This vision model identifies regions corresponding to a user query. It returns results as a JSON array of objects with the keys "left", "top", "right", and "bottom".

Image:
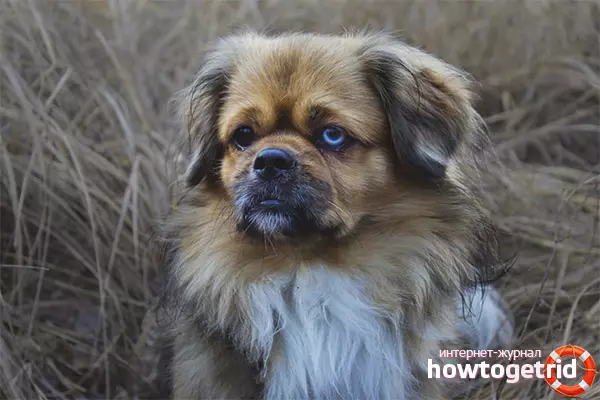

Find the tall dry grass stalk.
[{"left": 1, "top": 0, "right": 599, "bottom": 398}]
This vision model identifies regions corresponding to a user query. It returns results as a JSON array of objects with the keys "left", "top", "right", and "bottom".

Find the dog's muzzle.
[{"left": 233, "top": 148, "right": 330, "bottom": 238}]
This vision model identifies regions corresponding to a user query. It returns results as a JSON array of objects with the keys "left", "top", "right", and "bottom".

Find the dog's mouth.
[
  {"left": 238, "top": 197, "right": 318, "bottom": 238},
  {"left": 233, "top": 175, "right": 334, "bottom": 239},
  {"left": 259, "top": 199, "right": 284, "bottom": 208}
]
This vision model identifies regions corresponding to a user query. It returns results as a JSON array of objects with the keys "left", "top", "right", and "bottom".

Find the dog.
[{"left": 155, "top": 31, "right": 515, "bottom": 399}]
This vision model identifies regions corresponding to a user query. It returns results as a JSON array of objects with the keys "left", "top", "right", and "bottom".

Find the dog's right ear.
[{"left": 173, "top": 42, "right": 236, "bottom": 187}]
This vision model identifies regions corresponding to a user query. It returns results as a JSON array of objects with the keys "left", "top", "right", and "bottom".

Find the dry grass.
[{"left": 1, "top": 0, "right": 599, "bottom": 399}]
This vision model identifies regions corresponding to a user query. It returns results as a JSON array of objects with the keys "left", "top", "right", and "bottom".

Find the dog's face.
[
  {"left": 218, "top": 44, "right": 391, "bottom": 239},
  {"left": 177, "top": 33, "right": 481, "bottom": 242}
]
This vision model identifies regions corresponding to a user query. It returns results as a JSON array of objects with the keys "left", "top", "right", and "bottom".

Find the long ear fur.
[
  {"left": 172, "top": 40, "right": 238, "bottom": 187},
  {"left": 358, "top": 35, "right": 483, "bottom": 179},
  {"left": 357, "top": 35, "right": 514, "bottom": 287}
]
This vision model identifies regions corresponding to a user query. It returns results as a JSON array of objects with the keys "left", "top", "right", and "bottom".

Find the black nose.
[{"left": 253, "top": 148, "right": 295, "bottom": 180}]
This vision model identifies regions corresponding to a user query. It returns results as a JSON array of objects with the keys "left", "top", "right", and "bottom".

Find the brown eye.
[{"left": 231, "top": 126, "right": 256, "bottom": 150}]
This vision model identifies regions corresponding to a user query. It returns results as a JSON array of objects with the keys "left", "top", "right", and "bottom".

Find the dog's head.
[{"left": 175, "top": 32, "right": 484, "bottom": 242}]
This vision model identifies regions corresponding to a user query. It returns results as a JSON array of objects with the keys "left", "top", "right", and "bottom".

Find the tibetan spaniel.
[{"left": 155, "top": 31, "right": 515, "bottom": 400}]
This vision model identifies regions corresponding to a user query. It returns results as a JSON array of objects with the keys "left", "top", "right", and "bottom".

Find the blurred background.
[{"left": 0, "top": 1, "right": 598, "bottom": 399}]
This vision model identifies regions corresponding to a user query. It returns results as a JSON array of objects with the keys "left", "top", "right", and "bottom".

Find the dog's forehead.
[
  {"left": 218, "top": 35, "right": 385, "bottom": 142},
  {"left": 227, "top": 37, "right": 363, "bottom": 108}
]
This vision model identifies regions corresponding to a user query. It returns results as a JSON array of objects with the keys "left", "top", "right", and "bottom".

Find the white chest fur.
[{"left": 246, "top": 267, "right": 415, "bottom": 400}]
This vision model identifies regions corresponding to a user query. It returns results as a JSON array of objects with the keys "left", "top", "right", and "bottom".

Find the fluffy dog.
[{"left": 156, "top": 31, "right": 514, "bottom": 399}]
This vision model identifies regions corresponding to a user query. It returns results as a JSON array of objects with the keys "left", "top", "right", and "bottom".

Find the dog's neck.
[{"left": 244, "top": 265, "right": 419, "bottom": 400}]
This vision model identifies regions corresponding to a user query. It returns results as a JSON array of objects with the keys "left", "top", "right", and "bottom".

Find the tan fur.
[{"left": 157, "top": 31, "right": 510, "bottom": 399}]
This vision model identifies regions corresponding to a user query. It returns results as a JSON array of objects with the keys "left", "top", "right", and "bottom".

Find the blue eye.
[{"left": 319, "top": 126, "right": 349, "bottom": 150}]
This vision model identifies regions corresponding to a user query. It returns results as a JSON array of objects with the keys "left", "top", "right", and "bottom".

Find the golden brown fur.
[{"left": 156, "top": 31, "right": 513, "bottom": 399}]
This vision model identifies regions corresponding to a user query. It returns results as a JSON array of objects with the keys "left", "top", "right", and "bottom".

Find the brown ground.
[{"left": 1, "top": 1, "right": 599, "bottom": 399}]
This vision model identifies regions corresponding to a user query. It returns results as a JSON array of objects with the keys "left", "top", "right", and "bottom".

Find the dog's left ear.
[{"left": 359, "top": 37, "right": 482, "bottom": 179}]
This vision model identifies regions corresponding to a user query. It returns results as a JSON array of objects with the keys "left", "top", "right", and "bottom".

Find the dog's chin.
[{"left": 236, "top": 201, "right": 323, "bottom": 241}]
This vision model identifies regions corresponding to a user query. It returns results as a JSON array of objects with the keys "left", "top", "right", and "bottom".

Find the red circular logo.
[{"left": 544, "top": 345, "right": 597, "bottom": 397}]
